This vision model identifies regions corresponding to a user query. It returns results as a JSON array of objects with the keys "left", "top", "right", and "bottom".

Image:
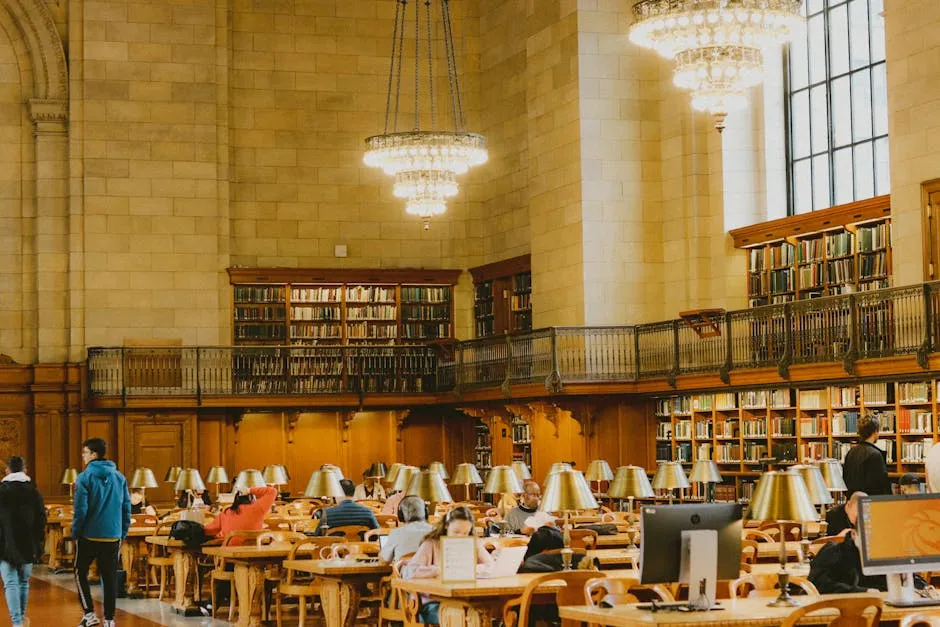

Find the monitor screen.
[
  {"left": 639, "top": 503, "right": 743, "bottom": 585},
  {"left": 858, "top": 493, "right": 940, "bottom": 575}
]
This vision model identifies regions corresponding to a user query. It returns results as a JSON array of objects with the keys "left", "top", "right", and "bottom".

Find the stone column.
[{"left": 28, "top": 98, "right": 69, "bottom": 363}]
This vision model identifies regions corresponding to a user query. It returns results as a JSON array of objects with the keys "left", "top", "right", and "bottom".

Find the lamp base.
[
  {"left": 561, "top": 547, "right": 574, "bottom": 571},
  {"left": 766, "top": 571, "right": 802, "bottom": 607}
]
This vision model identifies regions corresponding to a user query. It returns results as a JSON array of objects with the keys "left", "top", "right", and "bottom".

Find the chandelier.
[
  {"left": 364, "top": 0, "right": 487, "bottom": 230},
  {"left": 629, "top": 0, "right": 804, "bottom": 131}
]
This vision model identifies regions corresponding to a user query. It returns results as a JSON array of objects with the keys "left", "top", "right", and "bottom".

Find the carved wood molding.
[
  {"left": 340, "top": 411, "right": 357, "bottom": 443},
  {"left": 394, "top": 409, "right": 412, "bottom": 443},
  {"left": 228, "top": 410, "right": 244, "bottom": 445},
  {"left": 524, "top": 401, "right": 566, "bottom": 438},
  {"left": 460, "top": 406, "right": 511, "bottom": 431},
  {"left": 553, "top": 400, "right": 603, "bottom": 438},
  {"left": 286, "top": 411, "right": 299, "bottom": 444}
]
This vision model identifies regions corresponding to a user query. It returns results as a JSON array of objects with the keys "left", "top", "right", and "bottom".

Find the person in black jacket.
[
  {"left": 825, "top": 491, "right": 866, "bottom": 537},
  {"left": 808, "top": 533, "right": 886, "bottom": 594},
  {"left": 842, "top": 415, "right": 891, "bottom": 497},
  {"left": 0, "top": 456, "right": 46, "bottom": 627}
]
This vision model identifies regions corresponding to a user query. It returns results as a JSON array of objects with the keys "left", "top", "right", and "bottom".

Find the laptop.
[
  {"left": 377, "top": 535, "right": 389, "bottom": 551},
  {"left": 478, "top": 546, "right": 528, "bottom": 579}
]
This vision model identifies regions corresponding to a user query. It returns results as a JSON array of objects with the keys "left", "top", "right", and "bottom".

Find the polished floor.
[{"left": 27, "top": 568, "right": 229, "bottom": 626}]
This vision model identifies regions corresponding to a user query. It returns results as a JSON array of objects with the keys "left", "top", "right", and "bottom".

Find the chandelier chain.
[
  {"left": 413, "top": 0, "right": 420, "bottom": 131},
  {"left": 383, "top": 0, "right": 405, "bottom": 134},
  {"left": 425, "top": 0, "right": 435, "bottom": 129},
  {"left": 441, "top": 0, "right": 463, "bottom": 130},
  {"left": 393, "top": 0, "right": 408, "bottom": 133}
]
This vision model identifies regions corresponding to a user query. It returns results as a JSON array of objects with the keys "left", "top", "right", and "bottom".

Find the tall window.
[{"left": 787, "top": 0, "right": 888, "bottom": 214}]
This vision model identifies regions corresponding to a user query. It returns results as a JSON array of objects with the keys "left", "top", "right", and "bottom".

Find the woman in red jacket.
[{"left": 204, "top": 485, "right": 277, "bottom": 545}]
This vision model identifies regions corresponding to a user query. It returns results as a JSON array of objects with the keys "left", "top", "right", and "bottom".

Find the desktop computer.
[{"left": 857, "top": 493, "right": 940, "bottom": 607}]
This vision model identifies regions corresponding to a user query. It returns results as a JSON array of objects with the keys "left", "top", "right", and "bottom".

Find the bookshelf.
[
  {"left": 652, "top": 378, "right": 935, "bottom": 500},
  {"left": 469, "top": 255, "right": 533, "bottom": 338},
  {"left": 510, "top": 415, "right": 532, "bottom": 468},
  {"left": 227, "top": 268, "right": 461, "bottom": 346},
  {"left": 473, "top": 419, "right": 493, "bottom": 472},
  {"left": 732, "top": 196, "right": 892, "bottom": 307}
]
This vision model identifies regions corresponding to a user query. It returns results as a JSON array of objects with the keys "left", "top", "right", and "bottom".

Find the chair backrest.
[
  {"left": 332, "top": 541, "right": 380, "bottom": 558},
  {"left": 568, "top": 529, "right": 598, "bottom": 550},
  {"left": 730, "top": 574, "right": 819, "bottom": 600},
  {"left": 222, "top": 529, "right": 264, "bottom": 546},
  {"left": 808, "top": 534, "right": 847, "bottom": 558},
  {"left": 780, "top": 595, "right": 883, "bottom": 627},
  {"left": 286, "top": 538, "right": 340, "bottom": 560},
  {"left": 324, "top": 524, "right": 371, "bottom": 541},
  {"left": 504, "top": 571, "right": 599, "bottom": 627},
  {"left": 364, "top": 527, "right": 393, "bottom": 543},
  {"left": 757, "top": 520, "right": 802, "bottom": 541},
  {"left": 264, "top": 516, "right": 291, "bottom": 530},
  {"left": 358, "top": 499, "right": 385, "bottom": 512},
  {"left": 256, "top": 531, "right": 307, "bottom": 548},
  {"left": 741, "top": 539, "right": 759, "bottom": 565},
  {"left": 900, "top": 613, "right": 940, "bottom": 627},
  {"left": 291, "top": 518, "right": 320, "bottom": 533},
  {"left": 375, "top": 514, "right": 399, "bottom": 528},
  {"left": 130, "top": 514, "right": 158, "bottom": 527},
  {"left": 743, "top": 529, "right": 776, "bottom": 543},
  {"left": 585, "top": 576, "right": 673, "bottom": 606}
]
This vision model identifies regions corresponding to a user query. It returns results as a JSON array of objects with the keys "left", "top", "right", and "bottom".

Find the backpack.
[{"left": 168, "top": 520, "right": 210, "bottom": 548}]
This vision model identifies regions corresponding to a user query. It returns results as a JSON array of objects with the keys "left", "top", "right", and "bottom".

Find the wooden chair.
[
  {"left": 780, "top": 595, "right": 883, "bottom": 627},
  {"left": 585, "top": 576, "right": 674, "bottom": 606},
  {"left": 323, "top": 524, "right": 371, "bottom": 541},
  {"left": 502, "top": 570, "right": 598, "bottom": 627},
  {"left": 900, "top": 613, "right": 940, "bottom": 627},
  {"left": 375, "top": 514, "right": 399, "bottom": 528},
  {"left": 146, "top": 522, "right": 175, "bottom": 600},
  {"left": 364, "top": 528, "right": 393, "bottom": 544},
  {"left": 741, "top": 539, "right": 759, "bottom": 566},
  {"left": 291, "top": 518, "right": 320, "bottom": 534},
  {"left": 758, "top": 520, "right": 802, "bottom": 541},
  {"left": 211, "top": 530, "right": 263, "bottom": 621},
  {"left": 568, "top": 528, "right": 598, "bottom": 550},
  {"left": 743, "top": 529, "right": 776, "bottom": 543},
  {"left": 730, "top": 573, "right": 819, "bottom": 600},
  {"left": 265, "top": 516, "right": 291, "bottom": 530},
  {"left": 378, "top": 553, "right": 415, "bottom": 627},
  {"left": 256, "top": 531, "right": 307, "bottom": 547},
  {"left": 358, "top": 499, "right": 385, "bottom": 512},
  {"left": 274, "top": 541, "right": 326, "bottom": 627},
  {"left": 807, "top": 533, "right": 847, "bottom": 558}
]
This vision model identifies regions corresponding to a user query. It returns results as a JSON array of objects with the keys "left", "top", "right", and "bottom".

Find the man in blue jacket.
[{"left": 72, "top": 438, "right": 130, "bottom": 627}]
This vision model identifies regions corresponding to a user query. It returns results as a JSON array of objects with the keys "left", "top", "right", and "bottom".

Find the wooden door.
[{"left": 122, "top": 414, "right": 195, "bottom": 504}]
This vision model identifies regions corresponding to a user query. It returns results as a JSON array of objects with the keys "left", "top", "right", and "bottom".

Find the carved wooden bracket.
[
  {"left": 557, "top": 401, "right": 600, "bottom": 438},
  {"left": 460, "top": 406, "right": 512, "bottom": 432},
  {"left": 525, "top": 401, "right": 565, "bottom": 437},
  {"left": 286, "top": 411, "right": 300, "bottom": 444},
  {"left": 340, "top": 411, "right": 358, "bottom": 443},
  {"left": 229, "top": 411, "right": 244, "bottom": 445},
  {"left": 394, "top": 410, "right": 412, "bottom": 443}
]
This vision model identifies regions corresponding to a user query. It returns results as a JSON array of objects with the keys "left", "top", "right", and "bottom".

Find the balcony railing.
[{"left": 87, "top": 282, "right": 940, "bottom": 400}]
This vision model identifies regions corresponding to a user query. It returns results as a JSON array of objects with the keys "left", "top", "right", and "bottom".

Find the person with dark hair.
[
  {"left": 809, "top": 531, "right": 887, "bottom": 594},
  {"left": 203, "top": 484, "right": 277, "bottom": 546},
  {"left": 0, "top": 456, "right": 45, "bottom": 627},
  {"left": 825, "top": 491, "right": 867, "bottom": 537},
  {"left": 900, "top": 473, "right": 923, "bottom": 495},
  {"left": 73, "top": 438, "right": 130, "bottom": 627},
  {"left": 354, "top": 469, "right": 387, "bottom": 501},
  {"left": 842, "top": 415, "right": 891, "bottom": 497},
  {"left": 315, "top": 478, "right": 379, "bottom": 536},
  {"left": 402, "top": 506, "right": 492, "bottom": 623},
  {"left": 176, "top": 488, "right": 212, "bottom": 509},
  {"left": 379, "top": 495, "right": 430, "bottom": 563},
  {"left": 129, "top": 488, "right": 156, "bottom": 516}
]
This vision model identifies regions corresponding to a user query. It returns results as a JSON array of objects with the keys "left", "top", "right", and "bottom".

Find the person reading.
[
  {"left": 379, "top": 495, "right": 430, "bottom": 563},
  {"left": 130, "top": 488, "right": 156, "bottom": 516}
]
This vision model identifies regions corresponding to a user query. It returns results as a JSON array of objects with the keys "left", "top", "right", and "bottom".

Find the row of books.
[
  {"left": 714, "top": 443, "right": 740, "bottom": 462},
  {"left": 676, "top": 443, "right": 692, "bottom": 462},
  {"left": 234, "top": 325, "right": 286, "bottom": 340},
  {"left": 512, "top": 422, "right": 531, "bottom": 443},
  {"left": 797, "top": 237, "right": 824, "bottom": 263},
  {"left": 773, "top": 442, "right": 798, "bottom": 462},
  {"left": 861, "top": 382, "right": 891, "bottom": 405},
  {"left": 234, "top": 286, "right": 284, "bottom": 303},
  {"left": 675, "top": 420, "right": 692, "bottom": 439},
  {"left": 743, "top": 443, "right": 768, "bottom": 461},
  {"left": 800, "top": 415, "right": 829, "bottom": 436},
  {"left": 346, "top": 323, "right": 398, "bottom": 339},
  {"left": 235, "top": 307, "right": 286, "bottom": 321},
  {"left": 475, "top": 450, "right": 492, "bottom": 469},
  {"left": 401, "top": 286, "right": 450, "bottom": 303},
  {"left": 289, "top": 361, "right": 342, "bottom": 376},
  {"left": 695, "top": 422, "right": 712, "bottom": 439},
  {"left": 402, "top": 304, "right": 451, "bottom": 321},
  {"left": 859, "top": 252, "right": 888, "bottom": 277},
  {"left": 899, "top": 382, "right": 931, "bottom": 403},
  {"left": 770, "top": 243, "right": 794, "bottom": 268},
  {"left": 474, "top": 430, "right": 492, "bottom": 450},
  {"left": 742, "top": 420, "right": 767, "bottom": 437},
  {"left": 290, "top": 287, "right": 341, "bottom": 303},
  {"left": 513, "top": 272, "right": 532, "bottom": 293},
  {"left": 289, "top": 325, "right": 341, "bottom": 339},
  {"left": 858, "top": 222, "right": 889, "bottom": 251},
  {"left": 770, "top": 268, "right": 794, "bottom": 293},
  {"left": 827, "top": 232, "right": 854, "bottom": 257},
  {"left": 401, "top": 322, "right": 452, "bottom": 339},
  {"left": 656, "top": 444, "right": 673, "bottom": 462},
  {"left": 715, "top": 419, "right": 739, "bottom": 438},
  {"left": 901, "top": 439, "right": 934, "bottom": 463},
  {"left": 474, "top": 301, "right": 494, "bottom": 317},
  {"left": 832, "top": 411, "right": 859, "bottom": 435},
  {"left": 346, "top": 286, "right": 396, "bottom": 302},
  {"left": 656, "top": 422, "right": 672, "bottom": 439},
  {"left": 798, "top": 264, "right": 824, "bottom": 289},
  {"left": 899, "top": 409, "right": 933, "bottom": 433},
  {"left": 346, "top": 305, "right": 397, "bottom": 320},
  {"left": 696, "top": 443, "right": 712, "bottom": 461},
  {"left": 771, "top": 416, "right": 797, "bottom": 436},
  {"left": 290, "top": 305, "right": 341, "bottom": 320},
  {"left": 831, "top": 386, "right": 857, "bottom": 407},
  {"left": 511, "top": 294, "right": 531, "bottom": 311}
]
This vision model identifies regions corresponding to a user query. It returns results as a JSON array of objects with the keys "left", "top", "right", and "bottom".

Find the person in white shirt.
[
  {"left": 353, "top": 470, "right": 387, "bottom": 501},
  {"left": 379, "top": 495, "right": 431, "bottom": 563}
]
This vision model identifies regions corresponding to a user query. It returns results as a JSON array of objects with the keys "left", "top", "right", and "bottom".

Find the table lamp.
[
  {"left": 60, "top": 467, "right": 79, "bottom": 503},
  {"left": 262, "top": 464, "right": 290, "bottom": 490},
  {"left": 484, "top": 466, "right": 524, "bottom": 535},
  {"left": 585, "top": 460, "right": 614, "bottom": 496},
  {"left": 321, "top": 464, "right": 344, "bottom": 479},
  {"left": 391, "top": 466, "right": 419, "bottom": 494},
  {"left": 652, "top": 461, "right": 690, "bottom": 503},
  {"left": 792, "top": 464, "right": 832, "bottom": 563},
  {"left": 406, "top": 469, "right": 453, "bottom": 513},
  {"left": 205, "top": 466, "right": 230, "bottom": 497},
  {"left": 543, "top": 462, "right": 572, "bottom": 488},
  {"left": 232, "top": 469, "right": 266, "bottom": 493},
  {"left": 129, "top": 467, "right": 158, "bottom": 492},
  {"left": 428, "top": 461, "right": 449, "bottom": 481},
  {"left": 450, "top": 463, "right": 484, "bottom": 501},
  {"left": 174, "top": 469, "right": 207, "bottom": 508},
  {"left": 539, "top": 469, "right": 598, "bottom": 570},
  {"left": 688, "top": 460, "right": 723, "bottom": 502},
  {"left": 366, "top": 462, "right": 387, "bottom": 479},
  {"left": 303, "top": 469, "right": 345, "bottom": 499},
  {"left": 384, "top": 463, "right": 404, "bottom": 490},
  {"left": 511, "top": 461, "right": 532, "bottom": 482},
  {"left": 608, "top": 465, "right": 654, "bottom": 514},
  {"left": 164, "top": 465, "right": 182, "bottom": 483},
  {"left": 746, "top": 470, "right": 818, "bottom": 607},
  {"left": 815, "top": 458, "right": 848, "bottom": 504}
]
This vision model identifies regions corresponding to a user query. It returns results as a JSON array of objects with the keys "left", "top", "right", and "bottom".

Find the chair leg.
[
  {"left": 275, "top": 592, "right": 282, "bottom": 627},
  {"left": 158, "top": 567, "right": 166, "bottom": 601},
  {"left": 211, "top": 578, "right": 217, "bottom": 618},
  {"left": 228, "top": 581, "right": 236, "bottom": 623},
  {"left": 299, "top": 594, "right": 307, "bottom": 627}
]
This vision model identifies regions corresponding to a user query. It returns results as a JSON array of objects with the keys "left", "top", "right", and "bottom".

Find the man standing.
[
  {"left": 0, "top": 456, "right": 45, "bottom": 627},
  {"left": 72, "top": 438, "right": 130, "bottom": 627},
  {"left": 842, "top": 415, "right": 891, "bottom": 497}
]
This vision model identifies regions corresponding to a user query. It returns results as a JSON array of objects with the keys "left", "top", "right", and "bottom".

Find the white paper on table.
[
  {"left": 523, "top": 511, "right": 556, "bottom": 530},
  {"left": 440, "top": 536, "right": 477, "bottom": 583}
]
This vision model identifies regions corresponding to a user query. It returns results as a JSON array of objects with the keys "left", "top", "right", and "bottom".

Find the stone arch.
[{"left": 0, "top": 0, "right": 67, "bottom": 100}]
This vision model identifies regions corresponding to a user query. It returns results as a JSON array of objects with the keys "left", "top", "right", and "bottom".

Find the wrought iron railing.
[{"left": 88, "top": 282, "right": 940, "bottom": 400}]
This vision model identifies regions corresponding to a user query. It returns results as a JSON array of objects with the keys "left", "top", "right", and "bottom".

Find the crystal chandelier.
[
  {"left": 364, "top": 0, "right": 487, "bottom": 229},
  {"left": 629, "top": 0, "right": 804, "bottom": 131}
]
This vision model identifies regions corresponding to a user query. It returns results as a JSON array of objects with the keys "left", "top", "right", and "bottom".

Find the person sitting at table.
[
  {"left": 402, "top": 505, "right": 493, "bottom": 624},
  {"left": 354, "top": 469, "right": 387, "bottom": 501},
  {"left": 505, "top": 480, "right": 544, "bottom": 534},
  {"left": 130, "top": 488, "right": 156, "bottom": 516},
  {"left": 809, "top": 530, "right": 887, "bottom": 593},
  {"left": 379, "top": 495, "right": 431, "bottom": 563},
  {"left": 315, "top": 479, "right": 379, "bottom": 536},
  {"left": 900, "top": 473, "right": 923, "bottom": 495},
  {"left": 825, "top": 490, "right": 866, "bottom": 537},
  {"left": 177, "top": 487, "right": 212, "bottom": 510},
  {"left": 203, "top": 484, "right": 277, "bottom": 546},
  {"left": 517, "top": 525, "right": 593, "bottom": 573}
]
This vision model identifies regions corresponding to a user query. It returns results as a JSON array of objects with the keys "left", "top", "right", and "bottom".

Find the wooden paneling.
[
  {"left": 346, "top": 411, "right": 397, "bottom": 481},
  {"left": 287, "top": 412, "right": 343, "bottom": 495},
  {"left": 530, "top": 409, "right": 587, "bottom": 484},
  {"left": 82, "top": 414, "right": 116, "bottom": 464},
  {"left": 233, "top": 412, "right": 287, "bottom": 478},
  {"left": 442, "top": 413, "right": 475, "bottom": 471},
  {"left": 33, "top": 411, "right": 67, "bottom": 498},
  {"left": 590, "top": 406, "right": 622, "bottom": 467},
  {"left": 401, "top": 414, "right": 444, "bottom": 469},
  {"left": 197, "top": 413, "right": 227, "bottom": 474},
  {"left": 489, "top": 418, "right": 514, "bottom": 469},
  {"left": 119, "top": 414, "right": 194, "bottom": 504}
]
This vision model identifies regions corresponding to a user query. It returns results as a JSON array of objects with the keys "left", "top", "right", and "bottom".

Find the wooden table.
[
  {"left": 45, "top": 517, "right": 73, "bottom": 571},
  {"left": 146, "top": 536, "right": 210, "bottom": 615},
  {"left": 558, "top": 592, "right": 914, "bottom": 626},
  {"left": 595, "top": 533, "right": 640, "bottom": 548},
  {"left": 588, "top": 549, "right": 810, "bottom": 575},
  {"left": 394, "top": 569, "right": 640, "bottom": 627},
  {"left": 122, "top": 527, "right": 156, "bottom": 596},
  {"left": 282, "top": 559, "right": 391, "bottom": 627},
  {"left": 202, "top": 544, "right": 294, "bottom": 627}
]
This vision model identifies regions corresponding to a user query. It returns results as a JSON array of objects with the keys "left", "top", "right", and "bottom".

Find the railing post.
[
  {"left": 778, "top": 304, "right": 792, "bottom": 379},
  {"left": 633, "top": 326, "right": 641, "bottom": 381},
  {"left": 545, "top": 327, "right": 562, "bottom": 393},
  {"left": 453, "top": 342, "right": 463, "bottom": 399},
  {"left": 843, "top": 294, "right": 858, "bottom": 375},
  {"left": 719, "top": 313, "right": 732, "bottom": 384},
  {"left": 120, "top": 347, "right": 127, "bottom": 406},
  {"left": 919, "top": 284, "right": 932, "bottom": 369},
  {"left": 282, "top": 345, "right": 291, "bottom": 395},
  {"left": 669, "top": 320, "right": 679, "bottom": 387},
  {"left": 196, "top": 347, "right": 202, "bottom": 404},
  {"left": 501, "top": 333, "right": 513, "bottom": 397}
]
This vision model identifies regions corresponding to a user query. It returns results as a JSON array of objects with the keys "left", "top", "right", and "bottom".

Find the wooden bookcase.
[
  {"left": 473, "top": 419, "right": 493, "bottom": 473},
  {"left": 654, "top": 378, "right": 936, "bottom": 501},
  {"left": 228, "top": 268, "right": 461, "bottom": 346},
  {"left": 731, "top": 196, "right": 892, "bottom": 307},
  {"left": 469, "top": 255, "right": 532, "bottom": 338}
]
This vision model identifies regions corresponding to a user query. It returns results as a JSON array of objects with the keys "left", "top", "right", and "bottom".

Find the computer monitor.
[
  {"left": 857, "top": 493, "right": 940, "bottom": 604},
  {"left": 639, "top": 503, "right": 743, "bottom": 585}
]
